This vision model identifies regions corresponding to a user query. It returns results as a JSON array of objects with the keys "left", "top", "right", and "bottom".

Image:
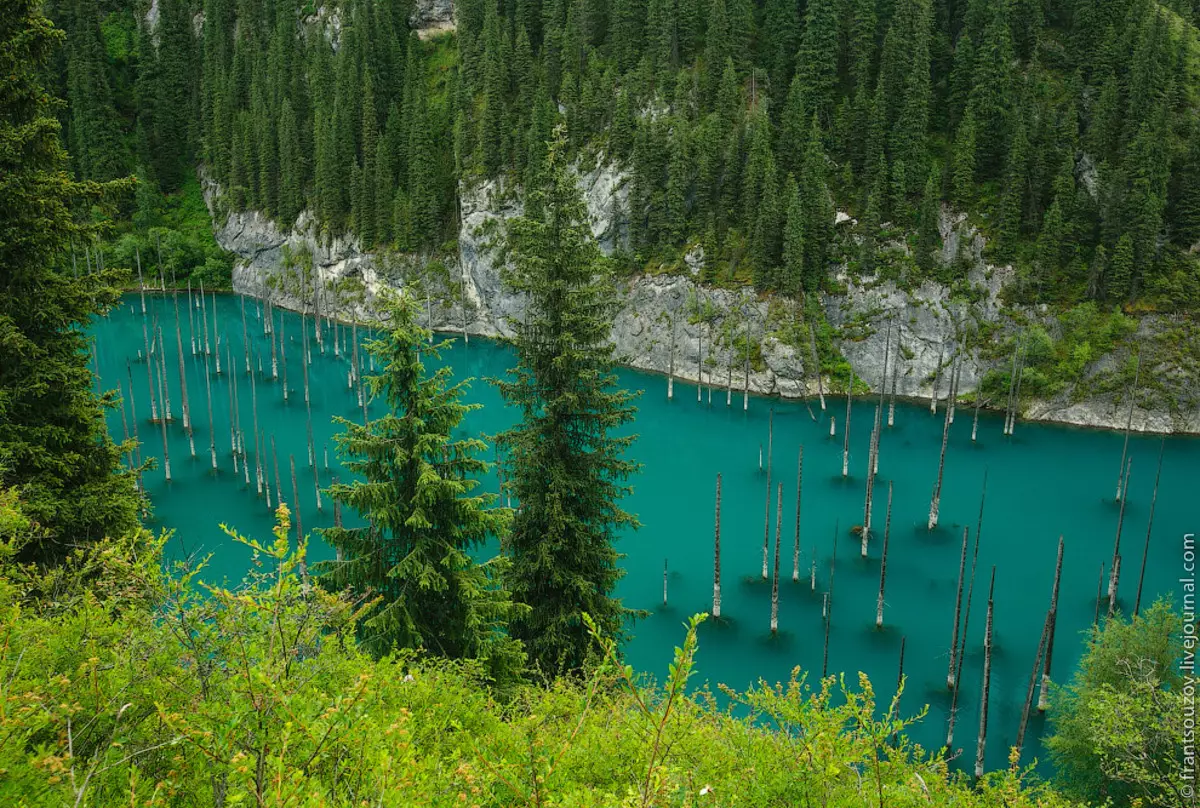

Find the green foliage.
[
  {"left": 496, "top": 127, "right": 641, "bottom": 677},
  {"left": 318, "top": 292, "right": 523, "bottom": 679},
  {"left": 1047, "top": 599, "right": 1186, "bottom": 808},
  {"left": 0, "top": 504, "right": 1085, "bottom": 807},
  {"left": 0, "top": 0, "right": 142, "bottom": 565}
]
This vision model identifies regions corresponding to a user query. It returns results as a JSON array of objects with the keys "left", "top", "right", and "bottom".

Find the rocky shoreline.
[{"left": 206, "top": 170, "right": 1200, "bottom": 436}]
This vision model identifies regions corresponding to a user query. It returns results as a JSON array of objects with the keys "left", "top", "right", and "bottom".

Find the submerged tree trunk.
[
  {"left": 713, "top": 473, "right": 722, "bottom": 618},
  {"left": 947, "top": 527, "right": 969, "bottom": 689},
  {"left": 771, "top": 483, "right": 782, "bottom": 633},
  {"left": 948, "top": 473, "right": 987, "bottom": 747},
  {"left": 974, "top": 567, "right": 997, "bottom": 779},
  {"left": 1108, "top": 457, "right": 1132, "bottom": 609},
  {"left": 822, "top": 521, "right": 839, "bottom": 678},
  {"left": 876, "top": 481, "right": 893, "bottom": 628},
  {"left": 928, "top": 398, "right": 952, "bottom": 529},
  {"left": 1134, "top": 439, "right": 1166, "bottom": 617},
  {"left": 842, "top": 370, "right": 853, "bottom": 477},
  {"left": 1115, "top": 356, "right": 1142, "bottom": 501},
  {"left": 1038, "top": 536, "right": 1065, "bottom": 712},
  {"left": 793, "top": 447, "right": 803, "bottom": 582},
  {"left": 762, "top": 409, "right": 774, "bottom": 579},
  {"left": 667, "top": 315, "right": 676, "bottom": 400},
  {"left": 1017, "top": 607, "right": 1053, "bottom": 760}
]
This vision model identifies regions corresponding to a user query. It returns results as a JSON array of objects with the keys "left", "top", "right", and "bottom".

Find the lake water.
[{"left": 90, "top": 292, "right": 1196, "bottom": 774}]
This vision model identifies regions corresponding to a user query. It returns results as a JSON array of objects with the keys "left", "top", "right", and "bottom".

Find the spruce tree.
[
  {"left": 915, "top": 165, "right": 942, "bottom": 273},
  {"left": 319, "top": 293, "right": 522, "bottom": 676},
  {"left": 1108, "top": 233, "right": 1135, "bottom": 300},
  {"left": 796, "top": 0, "right": 840, "bottom": 126},
  {"left": 782, "top": 176, "right": 805, "bottom": 296},
  {"left": 496, "top": 127, "right": 641, "bottom": 676},
  {"left": 0, "top": 2, "right": 141, "bottom": 563}
]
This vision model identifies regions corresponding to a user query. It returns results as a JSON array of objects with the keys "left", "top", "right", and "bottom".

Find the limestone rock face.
[
  {"left": 411, "top": 0, "right": 456, "bottom": 37},
  {"left": 207, "top": 167, "right": 1200, "bottom": 434}
]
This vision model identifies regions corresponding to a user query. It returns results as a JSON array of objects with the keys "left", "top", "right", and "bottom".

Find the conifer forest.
[{"left": 1, "top": 0, "right": 1199, "bottom": 805}]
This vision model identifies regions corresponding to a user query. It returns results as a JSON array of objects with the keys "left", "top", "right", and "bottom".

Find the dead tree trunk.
[
  {"left": 762, "top": 409, "right": 774, "bottom": 579},
  {"left": 1115, "top": 356, "right": 1142, "bottom": 501},
  {"left": 1017, "top": 608, "right": 1053, "bottom": 760},
  {"left": 974, "top": 567, "right": 997, "bottom": 778},
  {"left": 1108, "top": 457, "right": 1132, "bottom": 610},
  {"left": 792, "top": 447, "right": 803, "bottom": 582},
  {"left": 667, "top": 316, "right": 676, "bottom": 400},
  {"left": 947, "top": 527, "right": 969, "bottom": 689},
  {"left": 1038, "top": 536, "right": 1065, "bottom": 712},
  {"left": 874, "top": 481, "right": 895, "bottom": 630},
  {"left": 930, "top": 344, "right": 944, "bottom": 414},
  {"left": 204, "top": 358, "right": 217, "bottom": 471},
  {"left": 842, "top": 370, "right": 853, "bottom": 477},
  {"left": 808, "top": 322, "right": 826, "bottom": 411},
  {"left": 928, "top": 398, "right": 953, "bottom": 530},
  {"left": 822, "top": 521, "right": 839, "bottom": 678},
  {"left": 1134, "top": 439, "right": 1166, "bottom": 617},
  {"left": 1094, "top": 562, "right": 1106, "bottom": 628},
  {"left": 712, "top": 473, "right": 722, "bottom": 618},
  {"left": 947, "top": 472, "right": 987, "bottom": 747},
  {"left": 771, "top": 483, "right": 782, "bottom": 633}
]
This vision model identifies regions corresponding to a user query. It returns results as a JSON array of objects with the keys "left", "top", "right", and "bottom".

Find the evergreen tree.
[
  {"left": 967, "top": 0, "right": 1014, "bottom": 177},
  {"left": 796, "top": 0, "right": 840, "bottom": 126},
  {"left": 0, "top": 1, "right": 141, "bottom": 563},
  {"left": 751, "top": 153, "right": 781, "bottom": 289},
  {"left": 763, "top": 0, "right": 800, "bottom": 94},
  {"left": 952, "top": 111, "right": 978, "bottom": 206},
  {"left": 798, "top": 114, "right": 834, "bottom": 291},
  {"left": 154, "top": 0, "right": 199, "bottom": 191},
  {"left": 1108, "top": 233, "right": 1135, "bottom": 300},
  {"left": 64, "top": 1, "right": 125, "bottom": 182},
  {"left": 781, "top": 176, "right": 805, "bottom": 296},
  {"left": 496, "top": 127, "right": 641, "bottom": 676},
  {"left": 915, "top": 165, "right": 942, "bottom": 272},
  {"left": 319, "top": 293, "right": 522, "bottom": 675},
  {"left": 703, "top": 0, "right": 731, "bottom": 108},
  {"left": 277, "top": 98, "right": 302, "bottom": 225}
]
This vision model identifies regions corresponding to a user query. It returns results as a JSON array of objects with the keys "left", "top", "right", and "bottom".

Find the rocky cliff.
[{"left": 206, "top": 167, "right": 1200, "bottom": 436}]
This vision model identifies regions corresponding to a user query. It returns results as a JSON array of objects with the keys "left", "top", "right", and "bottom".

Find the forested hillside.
[{"left": 52, "top": 0, "right": 1200, "bottom": 310}]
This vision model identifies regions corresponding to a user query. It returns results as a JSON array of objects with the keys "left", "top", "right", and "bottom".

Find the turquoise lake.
[{"left": 90, "top": 292, "right": 1196, "bottom": 774}]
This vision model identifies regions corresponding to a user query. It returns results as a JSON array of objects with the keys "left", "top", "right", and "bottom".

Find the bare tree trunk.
[
  {"left": 1094, "top": 562, "right": 1106, "bottom": 628},
  {"left": 930, "top": 344, "right": 944, "bottom": 414},
  {"left": 1134, "top": 439, "right": 1166, "bottom": 617},
  {"left": 136, "top": 248, "right": 147, "bottom": 315},
  {"left": 947, "top": 527, "right": 969, "bottom": 688},
  {"left": 158, "top": 327, "right": 173, "bottom": 422},
  {"left": 890, "top": 636, "right": 906, "bottom": 744},
  {"left": 200, "top": 281, "right": 211, "bottom": 355},
  {"left": 876, "top": 482, "right": 893, "bottom": 628},
  {"left": 972, "top": 383, "right": 982, "bottom": 442},
  {"left": 173, "top": 295, "right": 194, "bottom": 457},
  {"left": 762, "top": 409, "right": 774, "bottom": 579},
  {"left": 928, "top": 399, "right": 952, "bottom": 529},
  {"left": 947, "top": 472, "right": 987, "bottom": 747},
  {"left": 792, "top": 447, "right": 803, "bottom": 582},
  {"left": 156, "top": 354, "right": 171, "bottom": 482},
  {"left": 697, "top": 324, "right": 703, "bottom": 403},
  {"left": 712, "top": 473, "right": 722, "bottom": 618},
  {"left": 974, "top": 567, "right": 997, "bottom": 778},
  {"left": 1038, "top": 536, "right": 1065, "bottom": 711},
  {"left": 302, "top": 316, "right": 311, "bottom": 404},
  {"left": 1115, "top": 356, "right": 1142, "bottom": 501},
  {"left": 1108, "top": 457, "right": 1132, "bottom": 609},
  {"left": 241, "top": 295, "right": 251, "bottom": 374},
  {"left": 888, "top": 325, "right": 901, "bottom": 427},
  {"left": 667, "top": 316, "right": 675, "bottom": 400},
  {"left": 125, "top": 363, "right": 144, "bottom": 493},
  {"left": 770, "top": 483, "right": 783, "bottom": 632},
  {"left": 822, "top": 521, "right": 839, "bottom": 678},
  {"left": 947, "top": 360, "right": 960, "bottom": 424},
  {"left": 1017, "top": 607, "right": 1053, "bottom": 760},
  {"left": 808, "top": 322, "right": 825, "bottom": 411},
  {"left": 662, "top": 559, "right": 668, "bottom": 606},
  {"left": 204, "top": 357, "right": 217, "bottom": 471},
  {"left": 280, "top": 315, "right": 289, "bottom": 403},
  {"left": 842, "top": 370, "right": 853, "bottom": 477},
  {"left": 251, "top": 353, "right": 262, "bottom": 495},
  {"left": 829, "top": 414, "right": 835, "bottom": 437},
  {"left": 1008, "top": 342, "right": 1027, "bottom": 436}
]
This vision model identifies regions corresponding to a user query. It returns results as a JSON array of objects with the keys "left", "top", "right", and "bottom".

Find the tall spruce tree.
[
  {"left": 496, "top": 126, "right": 641, "bottom": 676},
  {"left": 318, "top": 292, "right": 523, "bottom": 676},
  {"left": 0, "top": 1, "right": 141, "bottom": 563}
]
